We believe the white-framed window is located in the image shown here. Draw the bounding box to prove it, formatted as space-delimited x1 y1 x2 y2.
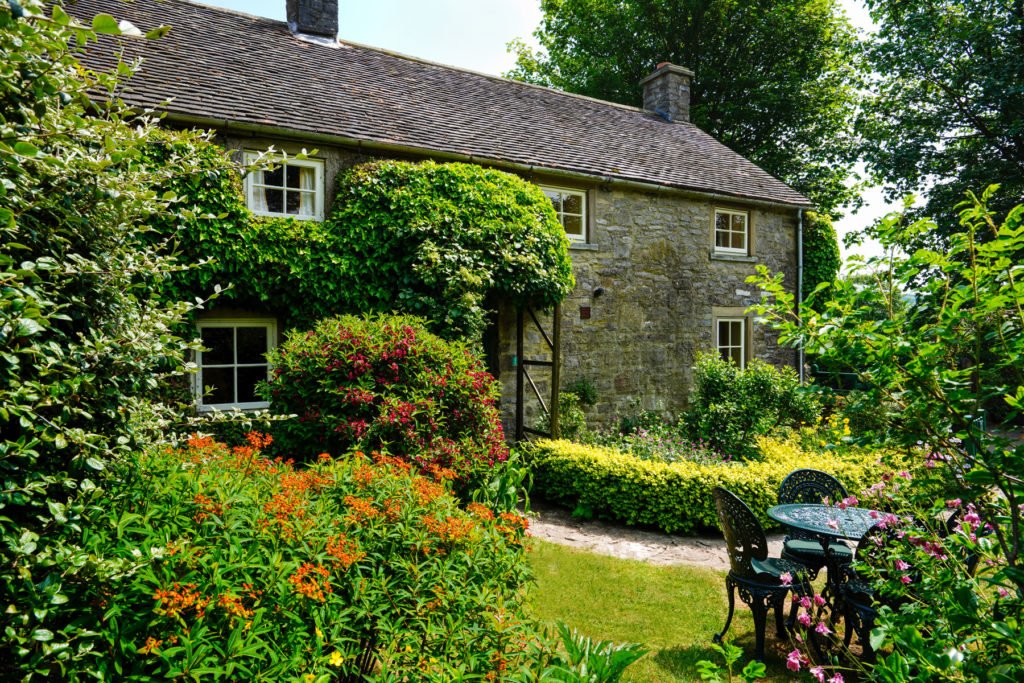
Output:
541 186 587 242
195 319 277 411
714 208 749 255
716 317 747 368
244 153 324 221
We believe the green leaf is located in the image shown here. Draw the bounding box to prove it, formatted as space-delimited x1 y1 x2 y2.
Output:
85 457 105 471
32 630 53 642
52 5 70 25
13 141 39 157
91 13 121 35
145 24 172 40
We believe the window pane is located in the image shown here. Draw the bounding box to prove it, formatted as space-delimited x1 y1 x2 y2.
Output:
716 213 730 232
202 366 235 405
563 193 583 214
237 366 268 403
732 214 747 231
285 190 300 214
730 346 743 366
237 327 269 363
715 230 730 249
201 327 234 365
264 188 284 214
563 215 583 237
544 190 562 212
286 164 301 189
262 165 284 188
730 231 745 250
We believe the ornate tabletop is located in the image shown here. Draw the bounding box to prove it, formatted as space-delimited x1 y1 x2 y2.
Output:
767 504 878 542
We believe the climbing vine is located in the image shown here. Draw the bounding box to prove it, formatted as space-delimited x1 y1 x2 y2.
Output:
801 210 841 301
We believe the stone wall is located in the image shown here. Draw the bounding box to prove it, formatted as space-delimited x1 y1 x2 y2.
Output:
214 131 799 434
495 186 799 432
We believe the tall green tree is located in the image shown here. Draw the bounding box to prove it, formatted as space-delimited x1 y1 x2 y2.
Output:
859 0 1024 246
507 0 861 214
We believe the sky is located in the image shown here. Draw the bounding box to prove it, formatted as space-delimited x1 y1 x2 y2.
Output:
205 0 896 264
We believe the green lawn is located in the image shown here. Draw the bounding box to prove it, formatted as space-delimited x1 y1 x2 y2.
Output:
527 540 799 682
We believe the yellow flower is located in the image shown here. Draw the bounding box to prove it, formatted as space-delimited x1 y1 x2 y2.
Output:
405 645 413 653
315 626 323 640
304 675 315 683
329 651 345 667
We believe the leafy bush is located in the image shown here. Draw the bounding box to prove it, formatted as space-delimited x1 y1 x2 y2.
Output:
68 434 536 680
536 392 589 441
524 437 891 534
0 5 231 677
265 314 507 491
588 421 728 465
327 160 575 340
801 210 841 301
683 353 820 459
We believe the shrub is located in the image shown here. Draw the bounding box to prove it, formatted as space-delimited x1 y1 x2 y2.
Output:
683 353 820 459
524 437 892 534
265 314 507 491
326 160 575 340
72 434 536 681
535 392 589 441
801 210 841 301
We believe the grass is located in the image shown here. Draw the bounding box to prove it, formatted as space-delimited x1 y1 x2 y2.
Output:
527 539 798 682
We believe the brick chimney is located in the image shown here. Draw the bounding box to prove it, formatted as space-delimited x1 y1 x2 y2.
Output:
286 0 338 42
640 62 694 123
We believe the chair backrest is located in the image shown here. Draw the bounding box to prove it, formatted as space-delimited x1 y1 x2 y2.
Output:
713 487 769 579
778 469 848 505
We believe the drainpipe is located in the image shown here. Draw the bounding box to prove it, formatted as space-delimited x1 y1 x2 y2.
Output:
797 208 805 384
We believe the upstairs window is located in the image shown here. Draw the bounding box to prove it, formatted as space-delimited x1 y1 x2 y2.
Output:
716 317 747 368
245 154 324 221
195 319 276 411
714 208 749 255
541 186 587 242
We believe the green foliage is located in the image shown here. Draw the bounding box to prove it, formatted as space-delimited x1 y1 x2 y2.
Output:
265 314 508 492
71 434 536 680
750 188 1024 681
682 353 820 460
696 642 766 682
0 4 225 676
536 392 589 441
801 211 841 301
506 0 861 214
547 624 648 682
859 0 1024 247
524 437 887 534
327 160 575 340
565 377 598 407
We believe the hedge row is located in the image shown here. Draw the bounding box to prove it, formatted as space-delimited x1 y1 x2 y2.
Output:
523 438 898 534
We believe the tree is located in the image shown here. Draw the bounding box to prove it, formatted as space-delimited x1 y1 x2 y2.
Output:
859 0 1024 247
506 0 861 214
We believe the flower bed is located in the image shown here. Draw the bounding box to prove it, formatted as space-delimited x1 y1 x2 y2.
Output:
523 437 897 534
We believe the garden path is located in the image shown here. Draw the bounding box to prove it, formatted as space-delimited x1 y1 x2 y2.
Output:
527 501 785 571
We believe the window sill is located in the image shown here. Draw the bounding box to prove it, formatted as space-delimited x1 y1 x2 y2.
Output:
710 252 757 263
197 403 271 414
569 242 599 251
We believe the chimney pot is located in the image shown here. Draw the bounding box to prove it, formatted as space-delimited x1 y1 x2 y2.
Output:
286 0 338 41
640 62 694 123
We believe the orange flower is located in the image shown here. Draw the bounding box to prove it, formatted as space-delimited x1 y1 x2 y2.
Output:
412 478 445 505
154 583 210 619
326 534 366 569
422 514 475 545
218 593 255 620
288 563 332 602
352 463 376 488
318 452 332 463
465 502 494 521
344 495 380 525
193 493 224 522
139 637 162 655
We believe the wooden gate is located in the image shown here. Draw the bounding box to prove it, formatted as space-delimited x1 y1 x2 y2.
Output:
514 305 561 441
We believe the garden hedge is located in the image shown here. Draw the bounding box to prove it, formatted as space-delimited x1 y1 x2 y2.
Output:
524 438 897 534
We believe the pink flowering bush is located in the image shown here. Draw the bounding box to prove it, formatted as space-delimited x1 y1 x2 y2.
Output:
265 314 508 493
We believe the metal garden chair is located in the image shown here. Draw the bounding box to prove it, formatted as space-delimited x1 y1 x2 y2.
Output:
712 486 812 661
778 469 854 578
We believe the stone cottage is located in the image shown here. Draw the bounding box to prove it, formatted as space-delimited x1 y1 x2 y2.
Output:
72 0 812 432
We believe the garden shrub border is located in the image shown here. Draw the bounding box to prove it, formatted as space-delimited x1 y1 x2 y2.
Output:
523 438 896 534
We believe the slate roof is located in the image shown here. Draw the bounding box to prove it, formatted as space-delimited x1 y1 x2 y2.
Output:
69 0 810 207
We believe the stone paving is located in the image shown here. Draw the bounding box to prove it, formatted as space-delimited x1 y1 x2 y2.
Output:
527 501 785 571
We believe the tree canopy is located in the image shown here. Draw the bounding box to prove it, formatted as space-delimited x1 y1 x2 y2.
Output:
507 0 861 214
858 0 1024 245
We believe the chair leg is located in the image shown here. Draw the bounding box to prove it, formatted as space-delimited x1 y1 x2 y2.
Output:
713 577 736 644
773 593 787 637
751 596 769 662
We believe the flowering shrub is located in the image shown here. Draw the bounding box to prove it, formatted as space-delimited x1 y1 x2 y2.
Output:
71 434 535 681
266 314 508 491
588 421 729 465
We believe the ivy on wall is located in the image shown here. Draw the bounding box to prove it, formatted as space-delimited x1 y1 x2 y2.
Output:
801 210 841 301
147 137 575 339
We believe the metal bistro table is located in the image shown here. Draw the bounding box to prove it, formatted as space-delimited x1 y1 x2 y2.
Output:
767 503 880 611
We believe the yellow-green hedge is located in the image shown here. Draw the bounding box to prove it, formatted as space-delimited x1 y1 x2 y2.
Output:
524 437 898 534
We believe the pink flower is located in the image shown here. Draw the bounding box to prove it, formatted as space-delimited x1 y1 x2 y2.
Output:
898 470 912 480
814 594 827 607
827 518 840 530
815 622 832 636
838 495 859 510
810 666 826 682
829 674 845 683
800 596 812 609
798 612 812 627
946 498 962 509
780 572 793 586
998 587 1010 598
900 575 912 584
895 559 910 570
786 650 803 672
